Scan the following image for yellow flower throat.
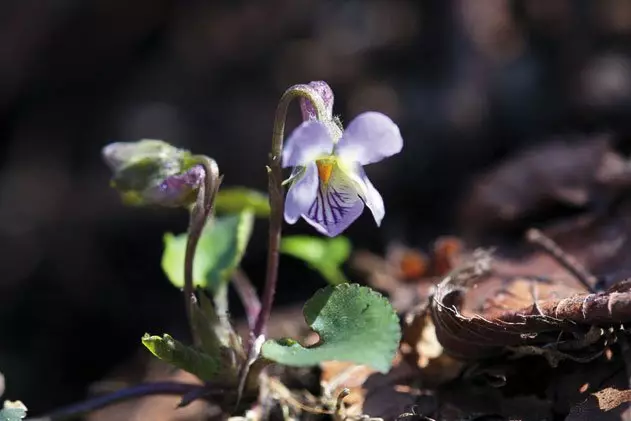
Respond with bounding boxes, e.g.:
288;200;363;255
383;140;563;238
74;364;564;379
316;158;334;184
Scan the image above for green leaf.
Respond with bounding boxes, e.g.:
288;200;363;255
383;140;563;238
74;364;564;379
161;210;254;292
142;334;220;381
190;294;223;359
261;283;401;373
0;401;27;421
215;187;270;217
280;236;351;285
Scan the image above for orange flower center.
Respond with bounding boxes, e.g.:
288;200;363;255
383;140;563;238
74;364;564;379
316;160;334;184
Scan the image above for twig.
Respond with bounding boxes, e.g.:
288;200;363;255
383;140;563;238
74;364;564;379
232;268;261;332
526;228;597;293
184;156;221;345
252;84;326;340
28;382;209;421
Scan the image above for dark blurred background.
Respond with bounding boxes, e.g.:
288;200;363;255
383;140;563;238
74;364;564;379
2;0;631;415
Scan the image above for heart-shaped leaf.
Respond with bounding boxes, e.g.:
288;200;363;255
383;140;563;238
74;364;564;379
280;236;351;285
0;401;27;421
215;187;270;217
261;283;401;373
161;210;254;293
142;334;220;381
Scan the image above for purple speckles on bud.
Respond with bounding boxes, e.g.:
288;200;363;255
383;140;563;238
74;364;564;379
300;81;334;121
102;139;206;208
145;165;205;207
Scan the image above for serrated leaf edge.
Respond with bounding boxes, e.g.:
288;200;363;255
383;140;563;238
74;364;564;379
266;283;401;373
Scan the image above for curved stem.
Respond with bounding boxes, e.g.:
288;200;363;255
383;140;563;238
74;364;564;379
252;84;326;340
232;268;261;331
30;382;208;421
184;156;222;345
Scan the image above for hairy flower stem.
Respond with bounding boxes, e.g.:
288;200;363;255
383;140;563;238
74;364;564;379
184;156;222;345
31;382;210;421
252;84;326;342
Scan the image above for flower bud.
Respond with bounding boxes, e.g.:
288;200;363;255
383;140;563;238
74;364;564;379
102;139;202;207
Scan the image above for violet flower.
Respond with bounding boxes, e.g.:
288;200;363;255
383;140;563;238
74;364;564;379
282;81;403;237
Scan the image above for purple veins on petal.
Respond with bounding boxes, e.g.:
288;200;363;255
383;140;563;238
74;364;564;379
302;164;364;237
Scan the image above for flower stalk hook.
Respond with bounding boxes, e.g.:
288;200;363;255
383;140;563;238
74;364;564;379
252;84;328;342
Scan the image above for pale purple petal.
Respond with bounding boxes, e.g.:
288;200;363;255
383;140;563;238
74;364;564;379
302;165;364;237
284;163;318;224
300;81;334;121
355;165;385;226
282;121;333;168
335;112;403;165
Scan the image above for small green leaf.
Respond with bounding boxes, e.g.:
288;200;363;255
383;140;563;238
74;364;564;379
261;283;401;373
142;334;220;381
280;236;351;285
161;210;254;292
0;401;27;421
190;295;223;359
215;187;270;217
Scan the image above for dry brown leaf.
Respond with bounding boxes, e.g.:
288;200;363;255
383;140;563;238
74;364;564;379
351;247;432;312
558;348;631;421
593;387;631;411
361;356;427;421
459;133;631;239
350;136;631;420
320;361;378;417
319;354;425;420
428;213;631;360
429;258;624;360
566;387;631;420
432;237;465;277
351;237;465;314
401;310;464;386
539;205;631;290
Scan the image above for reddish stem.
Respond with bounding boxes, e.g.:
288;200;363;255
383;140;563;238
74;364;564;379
251;84;326;340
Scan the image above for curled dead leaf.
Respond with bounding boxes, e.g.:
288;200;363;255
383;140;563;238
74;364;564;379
428;245;631;360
